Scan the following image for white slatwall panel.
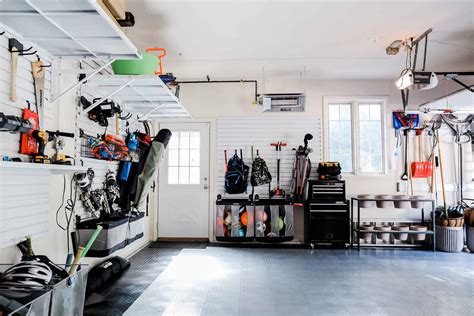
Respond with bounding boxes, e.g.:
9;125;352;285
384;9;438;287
0;25;55;248
217;117;322;198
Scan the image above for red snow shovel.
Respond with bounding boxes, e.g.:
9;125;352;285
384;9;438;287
411;129;432;178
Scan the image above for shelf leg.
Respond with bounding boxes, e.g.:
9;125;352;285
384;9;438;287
357;203;361;251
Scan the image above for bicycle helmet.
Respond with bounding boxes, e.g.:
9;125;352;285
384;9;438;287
0;260;52;291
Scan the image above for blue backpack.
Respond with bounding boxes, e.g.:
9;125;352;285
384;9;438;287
225;152;249;194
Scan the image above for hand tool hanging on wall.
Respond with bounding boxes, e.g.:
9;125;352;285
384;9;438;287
270;141;287;197
20;101;40;156
31;58;45;129
400;129;409;181
8;38;22;102
0;111;33;133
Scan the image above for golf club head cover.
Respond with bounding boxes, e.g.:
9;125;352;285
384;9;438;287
154;129;172;148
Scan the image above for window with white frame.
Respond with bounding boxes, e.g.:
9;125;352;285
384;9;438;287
324;98;386;174
168;131;201;184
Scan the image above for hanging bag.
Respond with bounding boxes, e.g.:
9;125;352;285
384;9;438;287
224;150;249;194
251;156;272;186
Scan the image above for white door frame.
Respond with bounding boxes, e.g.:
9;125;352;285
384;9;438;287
155;119;214;240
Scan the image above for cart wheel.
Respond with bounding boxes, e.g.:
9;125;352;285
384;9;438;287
255;194;260;201
248;194;253;202
310;243;315;249
217;194;222;201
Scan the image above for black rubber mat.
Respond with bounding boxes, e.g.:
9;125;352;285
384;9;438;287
149;240;208;249
84;247;180;316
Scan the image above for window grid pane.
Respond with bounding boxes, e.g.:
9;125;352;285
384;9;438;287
168;131;201;184
328;104;353;172
358;103;383;173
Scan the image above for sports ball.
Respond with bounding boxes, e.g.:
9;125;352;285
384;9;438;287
256;210;268;222
241;211;248;226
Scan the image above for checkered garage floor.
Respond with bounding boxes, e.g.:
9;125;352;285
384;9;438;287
124;247;473;315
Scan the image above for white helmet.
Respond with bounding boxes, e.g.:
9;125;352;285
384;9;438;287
0;260;53;295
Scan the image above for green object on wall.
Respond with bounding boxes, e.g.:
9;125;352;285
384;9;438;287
111;51;157;75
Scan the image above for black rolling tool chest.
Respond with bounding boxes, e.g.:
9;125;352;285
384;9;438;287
305;180;349;247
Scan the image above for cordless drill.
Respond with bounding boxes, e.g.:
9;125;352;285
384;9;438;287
31;130;75;164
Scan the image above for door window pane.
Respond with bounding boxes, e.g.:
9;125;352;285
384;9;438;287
328;103;353;172
168;167;179;184
189;167;200;184
167;131;201;184
190;132;200;149
168;149;179;167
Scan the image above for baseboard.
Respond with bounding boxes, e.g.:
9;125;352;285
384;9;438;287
157;237;209;242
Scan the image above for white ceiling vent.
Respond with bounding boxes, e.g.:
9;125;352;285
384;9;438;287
258;93;306;112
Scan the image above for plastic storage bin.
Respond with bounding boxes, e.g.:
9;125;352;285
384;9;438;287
77;213;145;257
215;199;254;242
255;199;293;242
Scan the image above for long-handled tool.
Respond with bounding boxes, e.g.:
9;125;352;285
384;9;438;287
411;129;433;178
271;141;287;197
8;38;23;102
436;130;447;215
400;129;409;181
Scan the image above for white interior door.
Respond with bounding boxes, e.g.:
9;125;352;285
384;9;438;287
158;122;210;238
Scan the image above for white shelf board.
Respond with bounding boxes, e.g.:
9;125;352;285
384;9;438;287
0;161;87;174
83;75;192;118
0;0;140;60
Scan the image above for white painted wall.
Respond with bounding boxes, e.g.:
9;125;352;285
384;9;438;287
157;78;473;241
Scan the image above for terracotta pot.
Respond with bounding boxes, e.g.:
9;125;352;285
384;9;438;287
357;195;376;208
360;225;374;243
392;195;411;209
410;225;428;241
375;225;392;243
410;195;427;209
435;216;464;227
375;195;393;208
393;225;409;241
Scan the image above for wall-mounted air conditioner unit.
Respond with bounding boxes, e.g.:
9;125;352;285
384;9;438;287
258;93;306;112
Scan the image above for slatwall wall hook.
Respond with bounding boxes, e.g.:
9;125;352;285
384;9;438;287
0;31;5;36
35;54;51;67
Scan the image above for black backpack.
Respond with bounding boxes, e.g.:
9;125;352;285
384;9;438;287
251;156;272;186
225;152;249;194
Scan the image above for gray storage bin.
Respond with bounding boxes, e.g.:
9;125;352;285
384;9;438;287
436;225;464;253
127;212;145;244
467;226;474;252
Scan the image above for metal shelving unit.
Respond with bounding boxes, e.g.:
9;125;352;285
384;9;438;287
82;75;192;119
0;0;140;60
350;197;436;251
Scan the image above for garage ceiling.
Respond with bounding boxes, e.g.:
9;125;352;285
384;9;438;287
127;0;474;80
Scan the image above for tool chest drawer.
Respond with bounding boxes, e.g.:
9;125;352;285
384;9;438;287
305;200;350;244
308;180;345;201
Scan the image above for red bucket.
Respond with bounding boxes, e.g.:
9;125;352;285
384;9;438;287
411;162;433;178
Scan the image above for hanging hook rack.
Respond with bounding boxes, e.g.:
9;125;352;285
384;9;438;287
35;54;52;68
11;46;37;56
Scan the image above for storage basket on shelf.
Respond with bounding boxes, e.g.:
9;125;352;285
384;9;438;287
215;198;254;242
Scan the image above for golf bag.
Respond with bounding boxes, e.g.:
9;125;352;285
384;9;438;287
225;150;249;194
290;134;313;205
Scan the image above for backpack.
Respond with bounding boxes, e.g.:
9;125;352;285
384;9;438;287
251;156;272;186
224;153;249;194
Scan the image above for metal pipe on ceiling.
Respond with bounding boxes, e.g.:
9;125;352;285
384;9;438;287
176;78;258;102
